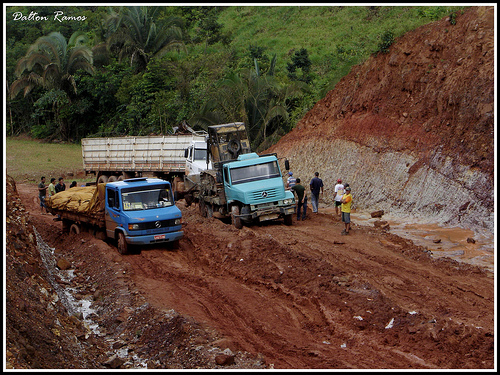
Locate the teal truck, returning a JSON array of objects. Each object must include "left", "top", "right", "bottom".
[
  {"left": 196, "top": 122, "right": 295, "bottom": 228},
  {"left": 46, "top": 178, "right": 183, "bottom": 254}
]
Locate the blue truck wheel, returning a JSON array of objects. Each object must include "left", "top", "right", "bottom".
[{"left": 117, "top": 232, "right": 129, "bottom": 255}]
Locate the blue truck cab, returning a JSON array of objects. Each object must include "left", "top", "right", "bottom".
[{"left": 105, "top": 177, "right": 183, "bottom": 254}]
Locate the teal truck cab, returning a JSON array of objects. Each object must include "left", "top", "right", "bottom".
[
  {"left": 46, "top": 177, "right": 183, "bottom": 254},
  {"left": 197, "top": 122, "right": 295, "bottom": 228},
  {"left": 222, "top": 152, "right": 295, "bottom": 227}
]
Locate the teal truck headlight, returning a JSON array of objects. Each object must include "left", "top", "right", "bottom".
[{"left": 283, "top": 198, "right": 294, "bottom": 205}]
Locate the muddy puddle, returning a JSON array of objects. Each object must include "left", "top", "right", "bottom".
[{"left": 321, "top": 206, "right": 495, "bottom": 275}]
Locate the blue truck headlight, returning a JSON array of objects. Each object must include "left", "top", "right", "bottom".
[
  {"left": 128, "top": 223, "right": 141, "bottom": 230},
  {"left": 174, "top": 218, "right": 181, "bottom": 225}
]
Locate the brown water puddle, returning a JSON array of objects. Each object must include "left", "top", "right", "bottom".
[{"left": 321, "top": 206, "right": 495, "bottom": 275}]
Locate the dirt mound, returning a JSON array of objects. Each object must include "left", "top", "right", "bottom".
[
  {"left": 275, "top": 6, "right": 494, "bottom": 171},
  {"left": 267, "top": 6, "right": 494, "bottom": 234}
]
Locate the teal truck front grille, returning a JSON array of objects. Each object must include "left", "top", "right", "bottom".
[{"left": 249, "top": 188, "right": 280, "bottom": 201}]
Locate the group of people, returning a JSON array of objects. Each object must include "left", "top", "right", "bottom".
[
  {"left": 37, "top": 176, "right": 77, "bottom": 215},
  {"left": 286, "top": 171, "right": 353, "bottom": 235}
]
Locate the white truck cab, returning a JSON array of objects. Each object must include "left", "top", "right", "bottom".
[{"left": 185, "top": 140, "right": 212, "bottom": 176}]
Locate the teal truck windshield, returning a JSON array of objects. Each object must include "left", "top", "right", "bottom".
[
  {"left": 230, "top": 161, "right": 280, "bottom": 185},
  {"left": 122, "top": 185, "right": 174, "bottom": 211}
]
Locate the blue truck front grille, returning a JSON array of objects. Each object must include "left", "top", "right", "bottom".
[
  {"left": 144, "top": 218, "right": 178, "bottom": 229},
  {"left": 249, "top": 188, "right": 280, "bottom": 201},
  {"left": 131, "top": 219, "right": 179, "bottom": 233}
]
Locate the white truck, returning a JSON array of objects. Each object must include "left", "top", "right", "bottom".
[{"left": 81, "top": 133, "right": 211, "bottom": 189}]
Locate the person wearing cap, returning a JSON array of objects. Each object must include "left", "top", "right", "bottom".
[
  {"left": 286, "top": 171, "right": 296, "bottom": 190},
  {"left": 334, "top": 178, "right": 345, "bottom": 217},
  {"left": 341, "top": 186, "right": 353, "bottom": 235}
]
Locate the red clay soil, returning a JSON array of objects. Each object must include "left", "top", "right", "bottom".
[
  {"left": 5, "top": 6, "right": 495, "bottom": 370},
  {"left": 8, "top": 180, "right": 494, "bottom": 369}
]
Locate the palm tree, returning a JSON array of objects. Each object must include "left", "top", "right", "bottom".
[
  {"left": 10, "top": 31, "right": 94, "bottom": 99},
  {"left": 9, "top": 31, "right": 95, "bottom": 140},
  {"left": 192, "top": 56, "right": 304, "bottom": 151},
  {"left": 104, "top": 6, "right": 185, "bottom": 72}
]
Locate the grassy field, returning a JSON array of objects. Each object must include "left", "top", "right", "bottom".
[{"left": 5, "top": 136, "right": 94, "bottom": 184}]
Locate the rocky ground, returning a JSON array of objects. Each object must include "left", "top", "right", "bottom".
[{"left": 5, "top": 176, "right": 495, "bottom": 369}]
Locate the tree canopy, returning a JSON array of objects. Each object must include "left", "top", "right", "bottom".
[{"left": 5, "top": 5, "right": 466, "bottom": 149}]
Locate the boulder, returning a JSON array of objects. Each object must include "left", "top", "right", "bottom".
[
  {"left": 215, "top": 354, "right": 235, "bottom": 366},
  {"left": 370, "top": 210, "right": 384, "bottom": 218},
  {"left": 56, "top": 258, "right": 71, "bottom": 270}
]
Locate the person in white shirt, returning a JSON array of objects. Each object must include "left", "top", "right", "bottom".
[
  {"left": 334, "top": 178, "right": 344, "bottom": 217},
  {"left": 286, "top": 171, "right": 296, "bottom": 190}
]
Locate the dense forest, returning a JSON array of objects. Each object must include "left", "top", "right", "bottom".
[{"left": 5, "top": 5, "right": 465, "bottom": 151}]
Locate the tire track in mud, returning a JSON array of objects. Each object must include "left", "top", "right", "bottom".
[
  {"left": 15, "top": 183, "right": 494, "bottom": 369},
  {"left": 125, "top": 248, "right": 337, "bottom": 368},
  {"left": 127, "top": 217, "right": 395, "bottom": 367},
  {"left": 261, "top": 214, "right": 494, "bottom": 330},
  {"left": 101, "top": 204, "right": 495, "bottom": 369}
]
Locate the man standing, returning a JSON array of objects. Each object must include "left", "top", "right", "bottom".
[
  {"left": 334, "top": 178, "right": 344, "bottom": 217},
  {"left": 55, "top": 177, "right": 66, "bottom": 194},
  {"left": 309, "top": 171, "right": 323, "bottom": 213},
  {"left": 286, "top": 171, "right": 296, "bottom": 190},
  {"left": 48, "top": 177, "right": 56, "bottom": 197},
  {"left": 341, "top": 186, "right": 353, "bottom": 235},
  {"left": 38, "top": 176, "right": 48, "bottom": 214},
  {"left": 291, "top": 178, "right": 307, "bottom": 221}
]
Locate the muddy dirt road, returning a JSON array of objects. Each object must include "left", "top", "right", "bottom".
[{"left": 16, "top": 182, "right": 494, "bottom": 369}]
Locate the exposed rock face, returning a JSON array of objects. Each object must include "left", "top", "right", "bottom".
[{"left": 268, "top": 6, "right": 494, "bottom": 233}]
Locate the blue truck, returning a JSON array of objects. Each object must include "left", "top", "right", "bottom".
[
  {"left": 196, "top": 122, "right": 295, "bottom": 228},
  {"left": 46, "top": 178, "right": 183, "bottom": 254}
]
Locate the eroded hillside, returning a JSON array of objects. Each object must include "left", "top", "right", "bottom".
[{"left": 268, "top": 6, "right": 494, "bottom": 234}]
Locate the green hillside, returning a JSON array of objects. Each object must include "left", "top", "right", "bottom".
[{"left": 218, "top": 6, "right": 464, "bottom": 92}]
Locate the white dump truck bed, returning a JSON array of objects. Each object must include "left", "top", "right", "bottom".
[{"left": 82, "top": 135, "right": 207, "bottom": 173}]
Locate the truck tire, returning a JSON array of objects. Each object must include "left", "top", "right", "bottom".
[
  {"left": 70, "top": 223, "right": 81, "bottom": 234},
  {"left": 231, "top": 205, "right": 243, "bottom": 229},
  {"left": 97, "top": 175, "right": 108, "bottom": 184},
  {"left": 117, "top": 232, "right": 129, "bottom": 255},
  {"left": 108, "top": 175, "right": 118, "bottom": 182},
  {"left": 284, "top": 214, "right": 293, "bottom": 226},
  {"left": 199, "top": 199, "right": 207, "bottom": 217},
  {"left": 62, "top": 219, "right": 71, "bottom": 233},
  {"left": 206, "top": 203, "right": 213, "bottom": 218},
  {"left": 117, "top": 174, "right": 124, "bottom": 181},
  {"left": 227, "top": 139, "right": 241, "bottom": 155}
]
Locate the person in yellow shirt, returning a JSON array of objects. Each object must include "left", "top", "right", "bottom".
[{"left": 341, "top": 186, "right": 353, "bottom": 235}]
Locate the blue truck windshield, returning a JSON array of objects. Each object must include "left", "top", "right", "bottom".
[
  {"left": 230, "top": 161, "right": 280, "bottom": 185},
  {"left": 122, "top": 186, "right": 173, "bottom": 211}
]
